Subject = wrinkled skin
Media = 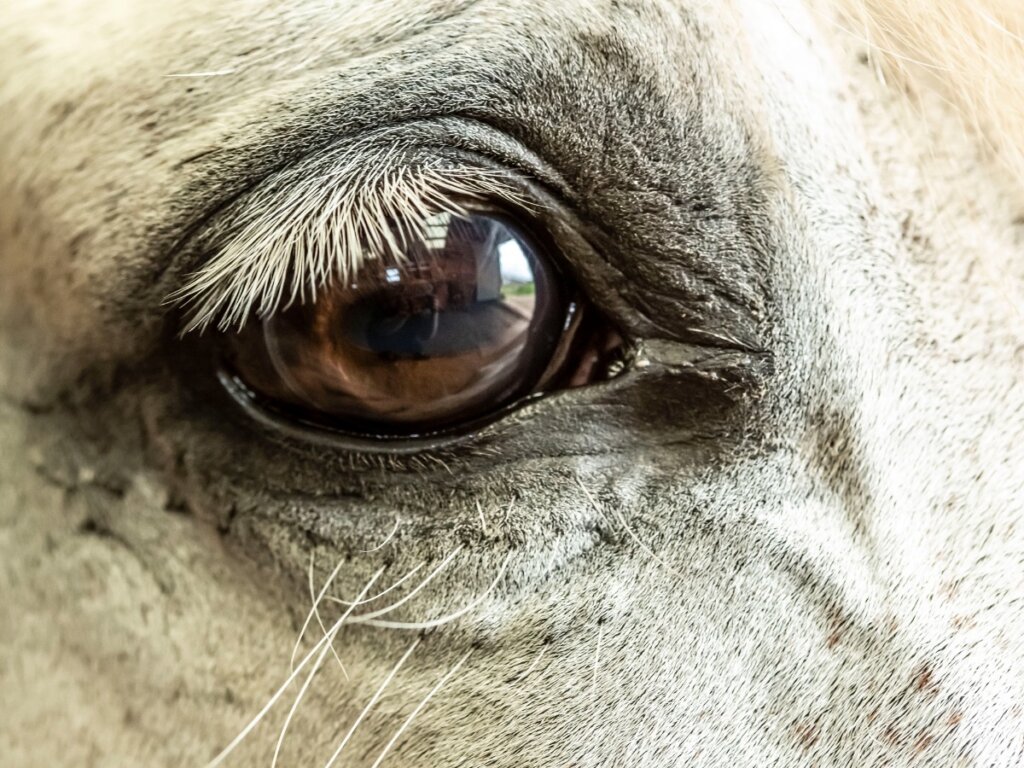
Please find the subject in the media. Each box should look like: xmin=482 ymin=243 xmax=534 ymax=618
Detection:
xmin=2 ymin=0 xmax=1023 ymax=766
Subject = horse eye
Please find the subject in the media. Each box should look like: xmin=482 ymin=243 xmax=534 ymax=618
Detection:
xmin=223 ymin=209 xmax=622 ymax=439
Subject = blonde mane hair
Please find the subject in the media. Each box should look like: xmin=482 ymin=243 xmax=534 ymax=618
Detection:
xmin=835 ymin=0 xmax=1024 ymax=184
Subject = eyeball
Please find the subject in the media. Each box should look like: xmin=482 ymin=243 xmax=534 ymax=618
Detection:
xmin=224 ymin=208 xmax=623 ymax=439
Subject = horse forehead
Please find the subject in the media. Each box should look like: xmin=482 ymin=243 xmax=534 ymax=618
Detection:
xmin=1 ymin=0 xmax=843 ymax=217
xmin=3 ymin=0 xmax=767 ymax=141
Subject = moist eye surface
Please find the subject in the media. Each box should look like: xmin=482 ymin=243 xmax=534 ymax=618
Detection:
xmin=225 ymin=209 xmax=576 ymax=436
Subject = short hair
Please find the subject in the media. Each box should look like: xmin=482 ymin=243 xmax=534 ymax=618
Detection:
xmin=835 ymin=0 xmax=1024 ymax=185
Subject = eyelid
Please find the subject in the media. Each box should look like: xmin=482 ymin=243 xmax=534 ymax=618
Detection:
xmin=165 ymin=131 xmax=540 ymax=336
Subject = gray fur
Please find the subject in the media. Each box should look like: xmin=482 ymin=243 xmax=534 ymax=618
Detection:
xmin=1 ymin=0 xmax=1023 ymax=766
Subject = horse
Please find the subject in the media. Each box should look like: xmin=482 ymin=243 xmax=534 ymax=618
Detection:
xmin=1 ymin=1 xmax=1022 ymax=765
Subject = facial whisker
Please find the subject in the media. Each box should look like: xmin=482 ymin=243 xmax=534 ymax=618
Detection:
xmin=475 ymin=500 xmax=489 ymax=538
xmin=290 ymin=553 xmax=347 ymax=675
xmin=367 ymin=649 xmax=474 ymax=768
xmin=347 ymin=545 xmax=464 ymax=623
xmin=360 ymin=516 xmax=401 ymax=553
xmin=204 ymin=568 xmax=384 ymax=768
xmin=321 ymin=637 xmax=421 ymax=768
xmin=350 ymin=552 xmax=512 ymax=631
xmin=272 ymin=610 xmax=350 ymax=768
xmin=325 ymin=562 xmax=425 ymax=609
xmin=511 ymin=645 xmax=548 ymax=685
xmin=576 ymin=477 xmax=688 ymax=582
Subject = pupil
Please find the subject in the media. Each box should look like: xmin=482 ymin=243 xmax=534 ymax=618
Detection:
xmin=341 ymin=214 xmax=542 ymax=360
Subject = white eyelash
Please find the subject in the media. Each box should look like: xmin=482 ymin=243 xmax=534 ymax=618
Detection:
xmin=169 ymin=144 xmax=529 ymax=333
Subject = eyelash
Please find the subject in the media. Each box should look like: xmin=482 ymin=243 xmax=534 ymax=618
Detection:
xmin=168 ymin=141 xmax=534 ymax=334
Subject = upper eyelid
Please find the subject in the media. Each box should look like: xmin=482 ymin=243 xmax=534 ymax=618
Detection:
xmin=165 ymin=122 xmax=556 ymax=335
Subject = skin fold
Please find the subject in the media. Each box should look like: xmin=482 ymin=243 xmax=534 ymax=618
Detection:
xmin=1 ymin=0 xmax=1022 ymax=765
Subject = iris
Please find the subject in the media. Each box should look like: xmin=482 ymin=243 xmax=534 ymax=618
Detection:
xmin=225 ymin=209 xmax=621 ymax=438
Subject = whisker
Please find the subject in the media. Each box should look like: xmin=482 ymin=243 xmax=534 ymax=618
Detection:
xmin=291 ymin=553 xmax=347 ymax=676
xmin=361 ymin=516 xmax=401 ymax=552
xmin=511 ymin=645 xmax=547 ymax=685
xmin=322 ymin=638 xmax=421 ymax=768
xmin=325 ymin=562 xmax=425 ymax=609
xmin=204 ymin=568 xmax=384 ymax=768
xmin=348 ymin=545 xmax=464 ymax=623
xmin=367 ymin=649 xmax=474 ymax=768
xmin=475 ymin=500 xmax=489 ymax=538
xmin=350 ymin=552 xmax=512 ymax=631
xmin=165 ymin=69 xmax=237 ymax=78
xmin=272 ymin=599 xmax=361 ymax=768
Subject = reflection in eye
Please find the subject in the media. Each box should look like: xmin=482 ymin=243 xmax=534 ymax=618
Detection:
xmin=225 ymin=210 xmax=623 ymax=438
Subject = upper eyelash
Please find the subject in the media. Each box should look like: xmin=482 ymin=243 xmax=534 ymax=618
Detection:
xmin=167 ymin=138 xmax=530 ymax=334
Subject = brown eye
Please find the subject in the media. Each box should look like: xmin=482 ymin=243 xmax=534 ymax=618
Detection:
xmin=224 ymin=209 xmax=621 ymax=439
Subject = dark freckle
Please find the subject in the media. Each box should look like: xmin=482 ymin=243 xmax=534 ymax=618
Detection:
xmin=899 ymin=212 xmax=931 ymax=249
xmin=792 ymin=720 xmax=819 ymax=751
xmin=951 ymin=614 xmax=976 ymax=631
xmin=913 ymin=664 xmax=940 ymax=696
xmin=825 ymin=606 xmax=848 ymax=649
xmin=215 ymin=503 xmax=238 ymax=536
xmin=946 ymin=712 xmax=963 ymax=728
xmin=883 ymin=724 xmax=901 ymax=747
xmin=939 ymin=580 xmax=959 ymax=601
xmin=68 ymin=231 xmax=90 ymax=258
xmin=78 ymin=517 xmax=113 ymax=538
xmin=40 ymin=99 xmax=80 ymax=139
xmin=913 ymin=731 xmax=935 ymax=754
